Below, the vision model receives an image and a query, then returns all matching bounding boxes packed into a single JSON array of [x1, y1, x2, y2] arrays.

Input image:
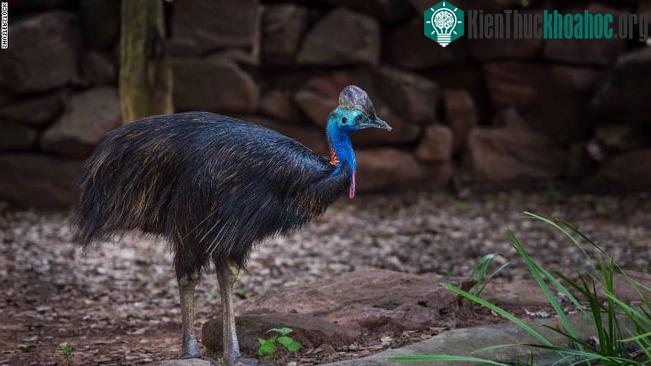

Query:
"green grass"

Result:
[[57, 342, 75, 366], [257, 327, 302, 359], [390, 212, 651, 365], [469, 253, 510, 297]]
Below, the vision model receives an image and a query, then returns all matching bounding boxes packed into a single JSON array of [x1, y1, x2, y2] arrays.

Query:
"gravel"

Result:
[[1, 191, 650, 364], [246, 191, 651, 292]]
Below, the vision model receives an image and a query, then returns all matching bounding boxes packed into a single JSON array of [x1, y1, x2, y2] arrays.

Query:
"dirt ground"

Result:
[[1, 191, 650, 365]]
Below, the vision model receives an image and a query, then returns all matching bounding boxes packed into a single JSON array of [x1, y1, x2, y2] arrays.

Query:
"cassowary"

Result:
[[73, 85, 391, 365]]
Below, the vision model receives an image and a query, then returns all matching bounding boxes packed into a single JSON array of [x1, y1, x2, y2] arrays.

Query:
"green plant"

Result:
[[257, 327, 302, 358], [469, 253, 510, 297], [57, 342, 75, 365], [390, 212, 651, 365]]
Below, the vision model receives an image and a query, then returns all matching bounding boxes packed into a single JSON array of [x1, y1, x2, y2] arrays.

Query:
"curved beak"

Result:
[[361, 118, 392, 131]]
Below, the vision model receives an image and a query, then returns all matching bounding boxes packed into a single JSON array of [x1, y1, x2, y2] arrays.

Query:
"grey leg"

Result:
[[178, 271, 201, 358], [217, 261, 274, 366], [217, 261, 241, 363]]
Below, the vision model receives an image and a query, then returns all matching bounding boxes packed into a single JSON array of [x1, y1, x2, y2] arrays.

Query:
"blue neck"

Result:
[[326, 118, 356, 175]]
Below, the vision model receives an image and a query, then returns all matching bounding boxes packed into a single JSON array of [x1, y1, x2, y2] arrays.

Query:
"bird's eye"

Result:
[[341, 117, 348, 124]]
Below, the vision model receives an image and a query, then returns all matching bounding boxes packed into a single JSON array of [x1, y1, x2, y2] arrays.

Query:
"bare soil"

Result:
[[1, 191, 650, 365]]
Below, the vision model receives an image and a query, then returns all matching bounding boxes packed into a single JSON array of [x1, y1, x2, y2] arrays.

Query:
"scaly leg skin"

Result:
[[178, 271, 202, 359], [217, 261, 275, 366]]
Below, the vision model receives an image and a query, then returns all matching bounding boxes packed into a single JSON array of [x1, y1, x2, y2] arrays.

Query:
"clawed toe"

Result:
[[180, 351, 202, 359], [180, 336, 202, 359]]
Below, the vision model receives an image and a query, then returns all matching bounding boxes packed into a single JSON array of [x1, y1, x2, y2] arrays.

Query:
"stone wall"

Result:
[[1, 0, 650, 207]]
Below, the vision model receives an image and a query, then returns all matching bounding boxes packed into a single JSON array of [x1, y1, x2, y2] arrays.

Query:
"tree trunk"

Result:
[[119, 0, 173, 124]]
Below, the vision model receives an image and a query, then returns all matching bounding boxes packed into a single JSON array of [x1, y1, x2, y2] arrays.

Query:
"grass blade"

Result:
[[523, 212, 590, 258], [389, 354, 508, 365], [442, 283, 553, 346], [507, 231, 580, 343], [620, 331, 651, 343]]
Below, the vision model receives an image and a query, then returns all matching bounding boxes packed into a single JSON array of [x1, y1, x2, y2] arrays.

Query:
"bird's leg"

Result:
[[178, 271, 201, 359], [217, 262, 275, 366], [218, 261, 264, 366], [217, 261, 242, 364]]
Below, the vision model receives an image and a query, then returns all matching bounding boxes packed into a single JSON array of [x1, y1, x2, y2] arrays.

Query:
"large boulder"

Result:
[[240, 269, 461, 333], [356, 148, 425, 192], [0, 154, 84, 208], [421, 161, 454, 190], [412, 0, 546, 12], [385, 20, 466, 68], [297, 8, 380, 66], [202, 313, 358, 356], [41, 87, 121, 157], [484, 62, 604, 141], [0, 92, 65, 126], [173, 57, 259, 114], [442, 89, 476, 153], [242, 116, 328, 155], [322, 0, 413, 21], [467, 38, 542, 62], [261, 4, 309, 64], [543, 4, 625, 66], [373, 67, 439, 125], [543, 38, 625, 67], [431, 66, 491, 122], [641, 2, 651, 28], [590, 149, 651, 191], [294, 70, 420, 146], [294, 71, 371, 128], [594, 124, 649, 152], [592, 48, 651, 124], [259, 90, 304, 124], [80, 52, 116, 87], [462, 109, 567, 185], [0, 11, 80, 94], [0, 122, 38, 151], [566, 142, 600, 179], [351, 110, 421, 146], [170, 0, 260, 55], [415, 125, 453, 163]]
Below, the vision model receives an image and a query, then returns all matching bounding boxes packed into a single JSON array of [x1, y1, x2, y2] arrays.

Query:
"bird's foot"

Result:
[[180, 350, 202, 359], [226, 356, 276, 366], [180, 337, 202, 359]]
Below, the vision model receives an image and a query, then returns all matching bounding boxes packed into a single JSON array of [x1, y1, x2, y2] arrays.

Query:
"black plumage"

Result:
[[73, 85, 390, 364], [74, 112, 351, 276]]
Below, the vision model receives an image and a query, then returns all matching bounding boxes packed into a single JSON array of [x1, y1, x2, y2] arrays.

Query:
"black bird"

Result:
[[73, 85, 391, 365]]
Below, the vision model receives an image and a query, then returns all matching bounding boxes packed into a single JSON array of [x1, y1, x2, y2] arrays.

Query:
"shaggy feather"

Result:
[[73, 112, 351, 277]]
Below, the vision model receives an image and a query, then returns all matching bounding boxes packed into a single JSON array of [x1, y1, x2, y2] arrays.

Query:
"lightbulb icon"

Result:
[[426, 2, 460, 47]]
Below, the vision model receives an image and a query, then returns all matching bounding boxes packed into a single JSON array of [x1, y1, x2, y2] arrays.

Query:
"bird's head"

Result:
[[326, 85, 391, 200], [328, 85, 392, 134]]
